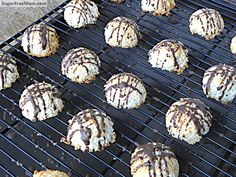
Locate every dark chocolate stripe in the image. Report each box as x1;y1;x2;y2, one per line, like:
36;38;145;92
190;8;223;35
106;81;142;95
150;39;183;69
67;109;106;151
131;143;175;177
21;82;59;121
126;77;141;105
24;24;57;52
106;73;143;86
62;48;99;75
168;98;212;136
106;17;141;45
132;161;152;174
204;64;225;96
105;73;145;108
35;82;47;119
0;54;16;89
68;111;92;147
204;64;236;103
66;5;89;24
219;67;236;101
66;0;96;25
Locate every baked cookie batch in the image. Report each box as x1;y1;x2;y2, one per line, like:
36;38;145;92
0;0;235;176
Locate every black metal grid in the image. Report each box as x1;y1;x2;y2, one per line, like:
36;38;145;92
0;0;235;176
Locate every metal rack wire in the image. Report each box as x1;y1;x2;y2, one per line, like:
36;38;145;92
0;0;235;176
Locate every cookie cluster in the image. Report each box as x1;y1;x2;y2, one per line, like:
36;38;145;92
5;0;234;176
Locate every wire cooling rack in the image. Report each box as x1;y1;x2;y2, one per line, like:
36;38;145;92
0;0;235;176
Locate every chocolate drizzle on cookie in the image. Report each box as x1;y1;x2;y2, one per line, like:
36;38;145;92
106;17;141;46
63;109;109;152
204;64;224;96
142;0;175;16
189;8;223;39
203;64;236;102
0;54;18;89
149;39;187;70
167;98;212;137
24;24;58;53
62;48;100;76
104;73;146;108
20;82;61;121
131;142;177;177
65;0;98;27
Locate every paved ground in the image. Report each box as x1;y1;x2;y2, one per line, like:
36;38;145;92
0;0;64;42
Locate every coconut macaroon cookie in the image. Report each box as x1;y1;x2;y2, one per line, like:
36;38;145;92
21;24;59;57
148;39;188;74
64;0;100;28
19;82;64;121
189;8;224;40
33;169;69;177
104;17;141;48
0;53;19;91
202;64;236;104
61;48;100;83
141;0;176;16
104;73;147;109
166;98;212;145
61;109;116;152
130;142;179;177
230;36;236;54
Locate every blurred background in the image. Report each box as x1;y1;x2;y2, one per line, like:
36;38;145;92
0;0;63;42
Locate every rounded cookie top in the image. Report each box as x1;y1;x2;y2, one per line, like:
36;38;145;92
33;169;69;177
166;98;212;144
141;0;176;16
202;64;236;104
61;109;116;152
21;24;59;57
130;142;179;177
19;82;64;121
104;17;141;48
230;36;236;54
0;53;19;90
148;39;188;74
61;48;101;83
104;73;147;109
189;8;224;40
64;0;100;28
